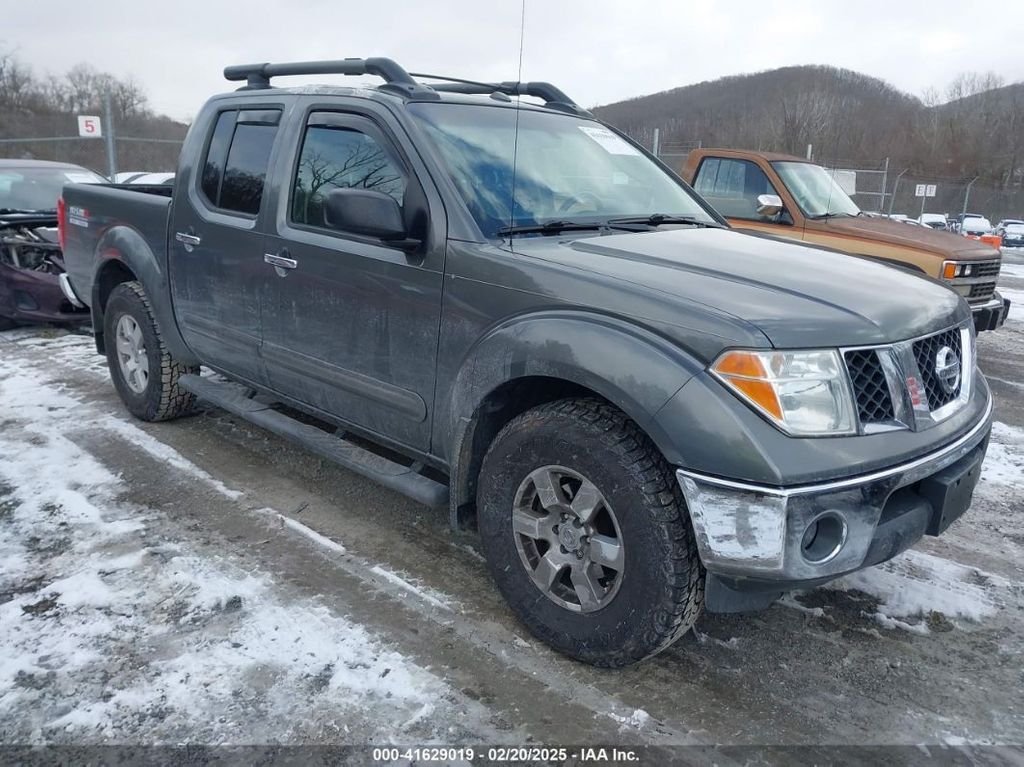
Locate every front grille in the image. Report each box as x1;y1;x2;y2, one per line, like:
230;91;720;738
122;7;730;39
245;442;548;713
844;349;895;424
968;282;997;301
972;260;1001;278
913;328;963;411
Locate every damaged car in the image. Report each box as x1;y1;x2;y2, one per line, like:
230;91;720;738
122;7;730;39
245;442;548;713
0;159;103;329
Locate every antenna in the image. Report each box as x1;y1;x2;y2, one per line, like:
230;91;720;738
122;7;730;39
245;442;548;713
508;0;527;239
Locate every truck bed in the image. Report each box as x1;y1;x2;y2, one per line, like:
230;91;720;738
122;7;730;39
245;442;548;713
60;183;173;310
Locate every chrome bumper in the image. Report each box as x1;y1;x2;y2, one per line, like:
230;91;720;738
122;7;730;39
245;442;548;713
676;397;993;581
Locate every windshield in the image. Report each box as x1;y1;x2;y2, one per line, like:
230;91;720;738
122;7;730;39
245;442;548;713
407;103;717;237
0;166;105;212
771;161;860;218
1006;224;1024;233
963;217;992;233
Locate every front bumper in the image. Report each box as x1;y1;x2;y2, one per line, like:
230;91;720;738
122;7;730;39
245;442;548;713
676;396;993;595
970;294;1010;332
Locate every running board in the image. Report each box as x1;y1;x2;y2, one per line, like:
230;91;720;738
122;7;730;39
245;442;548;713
179;375;449;508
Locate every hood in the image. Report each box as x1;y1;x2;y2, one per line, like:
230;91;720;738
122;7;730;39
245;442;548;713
823;215;997;259
516;227;968;351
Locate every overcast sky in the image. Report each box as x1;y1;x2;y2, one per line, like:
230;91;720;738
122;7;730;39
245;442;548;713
4;0;1023;121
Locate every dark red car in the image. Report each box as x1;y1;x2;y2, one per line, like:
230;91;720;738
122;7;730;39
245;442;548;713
1;159;104;329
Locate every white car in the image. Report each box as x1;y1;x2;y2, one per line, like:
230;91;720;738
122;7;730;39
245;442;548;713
961;215;993;237
114;171;175;185
919;213;948;229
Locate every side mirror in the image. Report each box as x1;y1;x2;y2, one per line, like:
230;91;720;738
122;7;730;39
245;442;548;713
323;188;418;249
756;193;784;218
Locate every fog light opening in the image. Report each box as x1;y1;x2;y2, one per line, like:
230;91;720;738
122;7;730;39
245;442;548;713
801;512;848;564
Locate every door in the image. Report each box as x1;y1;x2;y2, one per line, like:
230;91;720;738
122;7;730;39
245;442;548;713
261;109;444;450
169;106;282;384
691;156;799;241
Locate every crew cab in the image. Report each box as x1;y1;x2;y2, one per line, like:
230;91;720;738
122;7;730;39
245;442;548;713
60;58;994;666
681;149;1009;332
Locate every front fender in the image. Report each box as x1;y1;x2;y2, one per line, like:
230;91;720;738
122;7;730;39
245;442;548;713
446;310;706;466
91;225;196;364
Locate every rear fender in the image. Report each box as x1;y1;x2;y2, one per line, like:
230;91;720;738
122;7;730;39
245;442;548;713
91;225;197;364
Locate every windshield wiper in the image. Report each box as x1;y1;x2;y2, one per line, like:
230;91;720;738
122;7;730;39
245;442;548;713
0;207;55;215
605;214;723;229
808;211;854;221
496;220;606;237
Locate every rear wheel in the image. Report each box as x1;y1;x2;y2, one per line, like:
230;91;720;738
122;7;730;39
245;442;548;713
103;281;198;421
477;398;705;667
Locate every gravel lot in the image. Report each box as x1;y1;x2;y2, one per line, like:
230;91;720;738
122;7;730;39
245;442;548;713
0;258;1022;754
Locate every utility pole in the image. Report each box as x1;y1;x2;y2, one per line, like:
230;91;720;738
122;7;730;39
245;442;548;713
961;176;978;221
888;169;908;215
880;157;889;213
103;91;117;180
652;127;660;159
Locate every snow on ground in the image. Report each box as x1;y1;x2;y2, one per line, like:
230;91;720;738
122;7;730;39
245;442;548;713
999;261;1024;280
0;345;474;744
998;287;1024;323
829;550;1004;632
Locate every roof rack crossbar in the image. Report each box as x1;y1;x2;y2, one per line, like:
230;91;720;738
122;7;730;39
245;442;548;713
409;74;590;116
223;57;438;99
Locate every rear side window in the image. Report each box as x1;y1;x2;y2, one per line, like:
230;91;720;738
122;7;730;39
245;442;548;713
199;109;281;215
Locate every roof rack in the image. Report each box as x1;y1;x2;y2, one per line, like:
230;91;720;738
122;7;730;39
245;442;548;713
222;58;588;115
223;57;439;99
409;73;590;116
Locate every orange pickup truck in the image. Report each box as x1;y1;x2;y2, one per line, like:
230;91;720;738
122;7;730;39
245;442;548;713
681;148;1009;332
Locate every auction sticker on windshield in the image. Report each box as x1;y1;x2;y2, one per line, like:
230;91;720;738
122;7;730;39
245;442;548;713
578;125;640;156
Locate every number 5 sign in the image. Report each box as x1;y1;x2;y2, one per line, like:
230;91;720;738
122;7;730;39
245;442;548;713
77;115;102;138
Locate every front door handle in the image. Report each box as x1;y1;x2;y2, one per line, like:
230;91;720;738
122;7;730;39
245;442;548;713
264;253;297;270
175;231;201;252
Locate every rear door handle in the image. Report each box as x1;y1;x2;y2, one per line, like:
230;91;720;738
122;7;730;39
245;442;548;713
264;253;297;270
175;231;201;251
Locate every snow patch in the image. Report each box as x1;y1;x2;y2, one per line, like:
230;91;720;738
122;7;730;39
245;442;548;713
369;565;452;611
608;709;651;729
98;416;244;500
830;549;1003;624
979;421;1024;487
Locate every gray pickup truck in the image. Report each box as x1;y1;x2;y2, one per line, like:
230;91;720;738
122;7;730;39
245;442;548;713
59;58;993;667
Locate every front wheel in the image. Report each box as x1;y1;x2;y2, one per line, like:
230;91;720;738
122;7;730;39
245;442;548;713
103;281;198;422
477;398;705;667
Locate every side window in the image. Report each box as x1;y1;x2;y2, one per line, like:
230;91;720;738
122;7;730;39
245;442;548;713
291;123;406;230
694;158;779;221
200;111;235;205
199;109;281;215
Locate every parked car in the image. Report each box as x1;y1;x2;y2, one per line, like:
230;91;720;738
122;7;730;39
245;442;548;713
681;149;1009;332
0;159;103;329
60;58;994;666
919;213;948;229
958;214;1002;250
995;219;1024;249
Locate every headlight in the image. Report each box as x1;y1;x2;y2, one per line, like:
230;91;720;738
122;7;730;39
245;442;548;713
711;349;856;436
941;260;974;279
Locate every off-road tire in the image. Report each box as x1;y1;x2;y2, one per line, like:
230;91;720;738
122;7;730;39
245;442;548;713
477;398;705;667
103;281;198;421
